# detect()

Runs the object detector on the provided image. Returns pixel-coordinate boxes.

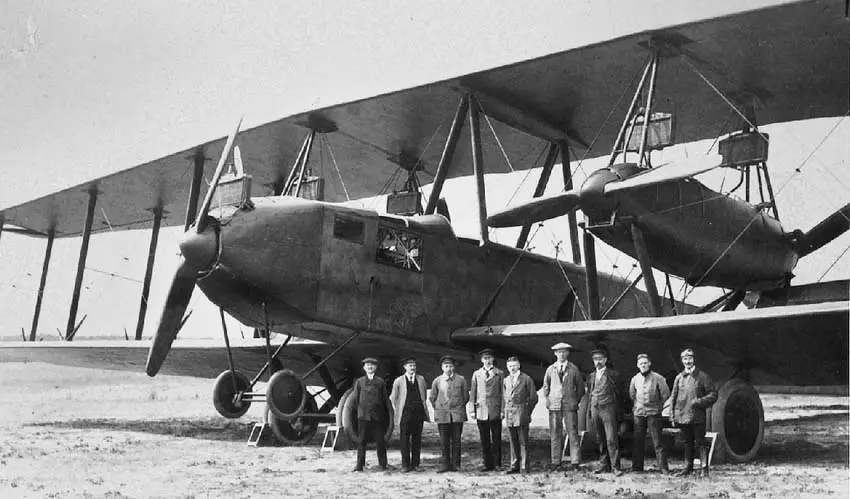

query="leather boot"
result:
[698,447,710,478]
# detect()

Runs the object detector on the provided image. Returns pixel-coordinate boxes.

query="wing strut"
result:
[470,97,489,243]
[425,96,469,214]
[516,143,558,248]
[581,223,601,319]
[29,228,55,341]
[135,205,163,340]
[65,186,98,340]
[630,223,663,316]
[559,141,582,264]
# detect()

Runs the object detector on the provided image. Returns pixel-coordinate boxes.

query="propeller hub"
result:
[180,222,219,271]
[580,168,620,216]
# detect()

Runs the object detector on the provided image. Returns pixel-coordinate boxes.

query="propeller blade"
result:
[145,258,197,377]
[797,203,850,258]
[196,116,244,233]
[487,190,580,228]
[604,156,720,195]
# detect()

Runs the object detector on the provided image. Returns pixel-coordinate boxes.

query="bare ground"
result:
[0,363,847,499]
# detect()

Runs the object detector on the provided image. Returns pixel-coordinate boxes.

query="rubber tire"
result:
[267,396,319,445]
[341,388,395,445]
[212,370,251,419]
[710,378,764,463]
[266,369,307,420]
[336,388,353,428]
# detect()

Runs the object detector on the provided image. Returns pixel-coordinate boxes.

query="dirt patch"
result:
[0,363,846,498]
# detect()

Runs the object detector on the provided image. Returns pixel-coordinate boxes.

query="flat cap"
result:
[440,355,456,365]
[478,348,496,357]
[551,342,573,351]
[636,353,650,361]
[401,357,417,365]
[361,357,379,365]
[590,348,608,357]
[680,348,695,357]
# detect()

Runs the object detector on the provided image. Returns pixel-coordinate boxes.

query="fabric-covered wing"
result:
[2,0,846,237]
[0,338,332,381]
[452,301,849,388]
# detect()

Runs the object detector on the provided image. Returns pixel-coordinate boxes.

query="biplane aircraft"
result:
[0,0,847,464]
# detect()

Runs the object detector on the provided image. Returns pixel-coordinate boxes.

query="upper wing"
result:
[2,0,846,237]
[452,301,849,388]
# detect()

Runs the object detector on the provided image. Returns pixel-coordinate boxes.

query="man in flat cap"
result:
[669,348,717,477]
[351,357,391,472]
[429,355,469,472]
[542,342,585,471]
[390,357,429,472]
[587,348,623,476]
[470,348,505,471]
[629,353,670,473]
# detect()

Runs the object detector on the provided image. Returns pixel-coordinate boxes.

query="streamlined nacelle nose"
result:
[179,223,218,272]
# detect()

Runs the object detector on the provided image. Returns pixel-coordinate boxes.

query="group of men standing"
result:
[348,343,717,478]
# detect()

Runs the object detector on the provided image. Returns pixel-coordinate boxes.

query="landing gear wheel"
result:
[212,370,251,419]
[267,396,319,444]
[341,387,395,445]
[711,378,764,463]
[266,369,307,420]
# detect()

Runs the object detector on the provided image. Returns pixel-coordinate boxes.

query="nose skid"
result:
[180,219,220,272]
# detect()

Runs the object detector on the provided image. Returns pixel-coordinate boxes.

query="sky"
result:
[0,0,846,340]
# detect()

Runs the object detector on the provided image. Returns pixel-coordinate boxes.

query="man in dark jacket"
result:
[669,348,718,477]
[390,357,429,472]
[587,348,622,476]
[629,353,670,473]
[503,356,538,474]
[351,357,391,472]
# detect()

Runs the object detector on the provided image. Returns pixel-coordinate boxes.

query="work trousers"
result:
[507,424,530,472]
[399,418,424,469]
[679,422,707,470]
[632,414,667,471]
[437,422,464,470]
[356,419,387,469]
[590,402,620,470]
[476,419,502,469]
[548,410,580,465]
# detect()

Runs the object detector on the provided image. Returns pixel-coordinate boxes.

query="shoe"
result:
[593,466,611,474]
[402,466,411,473]
[548,464,561,472]
[521,469,529,475]
[613,468,624,477]
[698,468,709,479]
[505,468,520,475]
[479,465,494,472]
[352,467,364,472]
[380,464,389,471]
[675,468,693,477]
[437,467,451,473]
[631,467,643,473]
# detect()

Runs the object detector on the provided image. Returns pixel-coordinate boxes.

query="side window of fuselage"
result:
[376,225,423,272]
[333,215,365,244]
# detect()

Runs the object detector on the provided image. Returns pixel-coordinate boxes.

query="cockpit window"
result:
[333,216,364,244]
[376,226,423,272]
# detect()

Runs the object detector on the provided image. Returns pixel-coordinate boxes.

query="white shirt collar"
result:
[366,374,375,381]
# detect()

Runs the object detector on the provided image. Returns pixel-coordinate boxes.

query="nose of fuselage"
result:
[179,222,219,272]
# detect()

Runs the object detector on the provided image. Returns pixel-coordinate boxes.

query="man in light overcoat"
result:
[470,348,505,471]
[542,342,585,471]
[503,356,538,474]
[429,355,469,472]
[390,357,429,472]
[669,348,717,478]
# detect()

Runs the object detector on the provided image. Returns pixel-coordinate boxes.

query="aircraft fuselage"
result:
[195,197,655,342]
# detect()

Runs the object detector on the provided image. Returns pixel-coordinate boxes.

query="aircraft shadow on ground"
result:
[28,417,254,442]
[25,412,848,466]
